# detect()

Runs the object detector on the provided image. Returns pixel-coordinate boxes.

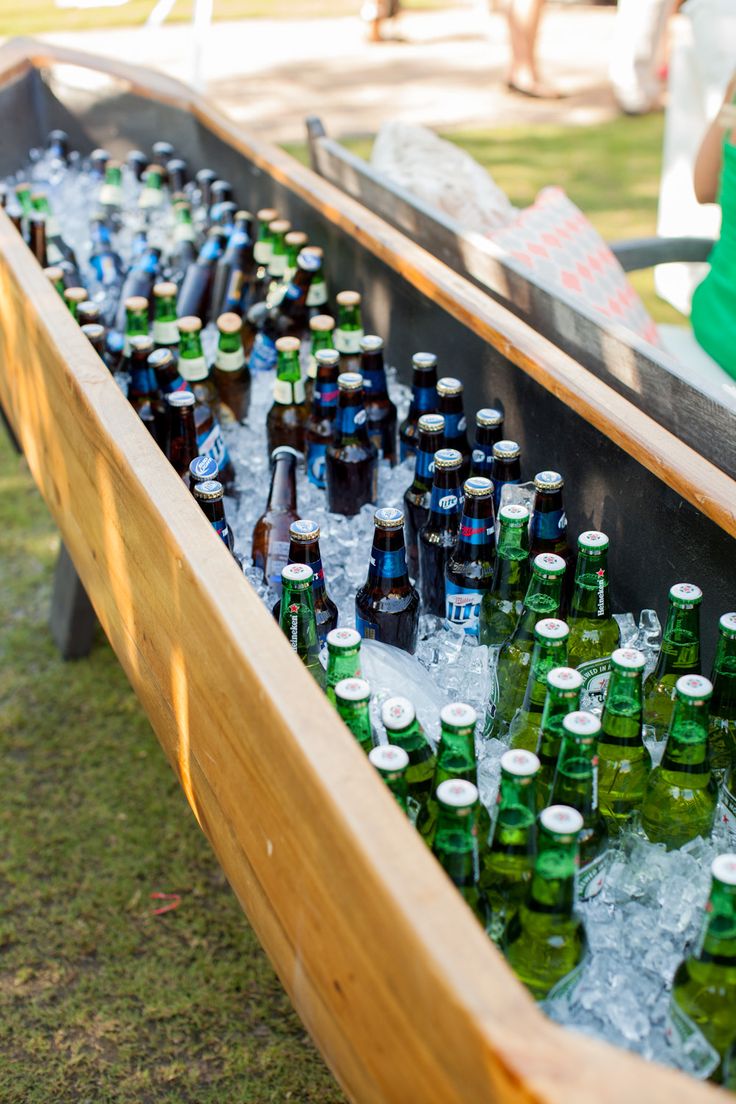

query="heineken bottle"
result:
[334,677,373,752]
[369,745,410,813]
[549,711,609,899]
[152,282,179,353]
[480,748,539,945]
[273,519,338,644]
[403,413,445,583]
[121,295,149,360]
[529,471,573,584]
[266,335,308,457]
[479,504,531,649]
[567,530,620,705]
[283,230,308,283]
[165,391,198,479]
[709,612,736,779]
[192,479,236,555]
[470,407,504,480]
[509,618,570,753]
[399,352,438,461]
[305,314,336,405]
[325,373,378,516]
[64,286,88,321]
[325,628,362,705]
[381,696,437,824]
[488,552,566,739]
[643,582,702,743]
[176,315,235,488]
[436,377,471,482]
[445,476,496,637]
[504,805,587,1001]
[669,853,736,1082]
[253,207,279,268]
[279,563,324,687]
[359,335,398,465]
[418,448,464,618]
[355,508,419,653]
[305,348,340,490]
[127,335,158,436]
[490,440,522,512]
[212,312,250,425]
[265,218,290,289]
[432,780,492,932]
[641,674,718,849]
[334,290,364,373]
[535,667,583,809]
[597,647,652,830]
[417,702,489,847]
[251,446,300,592]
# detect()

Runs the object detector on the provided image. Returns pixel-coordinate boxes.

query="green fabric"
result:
[691,137,736,380]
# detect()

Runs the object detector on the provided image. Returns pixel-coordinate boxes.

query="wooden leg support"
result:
[0,399,21,454]
[49,543,98,660]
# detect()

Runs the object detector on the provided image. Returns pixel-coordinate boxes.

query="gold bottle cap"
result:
[285,230,307,247]
[338,372,363,391]
[256,207,278,223]
[275,335,301,353]
[336,290,361,307]
[374,507,404,530]
[125,295,149,313]
[193,479,224,501]
[436,376,462,397]
[153,281,177,298]
[177,315,203,334]
[63,287,87,304]
[360,334,383,353]
[463,476,493,498]
[216,312,242,335]
[289,519,320,542]
[310,314,335,332]
[269,218,291,234]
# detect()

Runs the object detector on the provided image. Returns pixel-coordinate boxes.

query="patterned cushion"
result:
[487,187,662,348]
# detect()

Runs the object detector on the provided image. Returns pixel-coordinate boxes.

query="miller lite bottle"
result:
[403,413,445,582]
[436,377,471,482]
[418,448,463,617]
[359,335,398,465]
[399,352,439,461]
[445,476,496,637]
[305,349,340,490]
[325,373,377,516]
[471,408,504,480]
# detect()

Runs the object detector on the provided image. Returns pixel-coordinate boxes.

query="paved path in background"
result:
[37,3,620,141]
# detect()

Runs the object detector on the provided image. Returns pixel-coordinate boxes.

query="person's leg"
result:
[506,0,558,98]
[609,0,674,114]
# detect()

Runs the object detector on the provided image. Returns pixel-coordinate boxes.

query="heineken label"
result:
[215,347,246,373]
[355,612,378,641]
[664,1001,720,1079]
[532,508,567,541]
[443,412,467,439]
[249,332,277,373]
[212,518,230,545]
[153,320,180,346]
[306,441,327,489]
[576,657,612,710]
[445,580,481,637]
[306,281,327,307]
[577,850,607,900]
[723,784,736,823]
[334,327,364,355]
[197,421,230,474]
[253,240,273,264]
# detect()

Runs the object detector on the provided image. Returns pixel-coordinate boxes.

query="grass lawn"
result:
[0,426,345,1102]
[285,111,682,326]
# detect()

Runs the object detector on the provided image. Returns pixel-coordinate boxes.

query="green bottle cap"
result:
[534,470,563,490]
[463,477,493,498]
[578,530,608,552]
[562,710,601,740]
[436,779,478,808]
[611,647,646,672]
[477,407,503,427]
[498,503,529,525]
[669,582,703,608]
[434,448,463,470]
[719,612,736,638]
[674,674,713,703]
[540,805,583,837]
[369,744,409,773]
[436,376,462,397]
[326,628,361,651]
[547,666,583,691]
[534,617,569,642]
[532,552,566,577]
[440,702,477,729]
[712,854,736,886]
[500,749,540,777]
[492,440,521,460]
[417,414,445,434]
[375,507,404,529]
[335,677,370,704]
[290,519,320,542]
[281,563,313,591]
[382,696,416,731]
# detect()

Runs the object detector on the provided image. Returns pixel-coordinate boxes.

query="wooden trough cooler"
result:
[0,39,734,1104]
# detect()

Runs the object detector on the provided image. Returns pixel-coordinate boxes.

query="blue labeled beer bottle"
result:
[403,413,445,583]
[325,373,378,516]
[470,407,504,479]
[418,448,464,617]
[127,335,159,437]
[355,508,420,654]
[436,377,471,482]
[176,315,235,489]
[445,476,496,637]
[399,352,438,461]
[192,479,236,555]
[149,347,186,446]
[491,440,522,512]
[176,226,226,322]
[305,348,340,490]
[359,335,398,465]
[209,209,254,319]
[273,519,338,644]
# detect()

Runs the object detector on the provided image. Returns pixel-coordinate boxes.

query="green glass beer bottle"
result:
[253,207,279,269]
[669,853,736,1082]
[487,552,566,739]
[305,314,335,405]
[535,667,583,809]
[641,674,718,849]
[597,647,652,831]
[279,563,324,688]
[504,804,587,1001]
[567,530,620,706]
[417,703,490,848]
[724,1040,736,1090]
[368,745,410,812]
[643,582,702,743]
[274,519,338,644]
[213,312,250,425]
[64,286,88,321]
[334,290,364,374]
[152,281,179,353]
[325,627,362,705]
[479,504,531,649]
[266,335,308,457]
[480,748,539,945]
[432,780,492,931]
[509,618,570,753]
[549,710,609,899]
[334,677,373,753]
[381,696,437,824]
[724,762,736,831]
[708,612,736,778]
[122,295,150,360]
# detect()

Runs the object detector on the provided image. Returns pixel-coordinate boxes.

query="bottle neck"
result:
[125,310,149,342]
[512,573,563,641]
[154,296,177,324]
[367,525,410,586]
[434,804,478,868]
[311,365,339,415]
[571,550,610,619]
[529,834,578,915]
[552,735,599,815]
[408,367,437,418]
[360,348,388,397]
[530,640,569,695]
[497,522,529,562]
[454,495,495,559]
[288,537,325,596]
[600,668,643,741]
[179,331,208,381]
[497,770,537,823]
[428,468,463,526]
[438,396,467,443]
[276,350,301,383]
[711,633,736,717]
[280,585,319,661]
[267,455,297,512]
[327,648,361,684]
[279,265,315,315]
[662,698,711,771]
[531,488,566,544]
[437,724,477,783]
[696,880,736,964]
[655,602,701,675]
[334,392,370,442]
[411,433,442,491]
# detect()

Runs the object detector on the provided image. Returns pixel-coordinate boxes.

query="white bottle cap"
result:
[500,749,540,777]
[382,696,416,731]
[436,779,478,808]
[440,702,477,729]
[547,667,583,691]
[369,745,409,772]
[540,805,584,835]
[335,677,370,703]
[611,647,646,671]
[712,854,736,886]
[562,711,602,739]
[535,617,569,641]
[326,628,361,649]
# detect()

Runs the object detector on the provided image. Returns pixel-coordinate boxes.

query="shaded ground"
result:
[0,430,345,1103]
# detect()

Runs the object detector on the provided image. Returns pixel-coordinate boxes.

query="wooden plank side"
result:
[0,205,728,1103]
